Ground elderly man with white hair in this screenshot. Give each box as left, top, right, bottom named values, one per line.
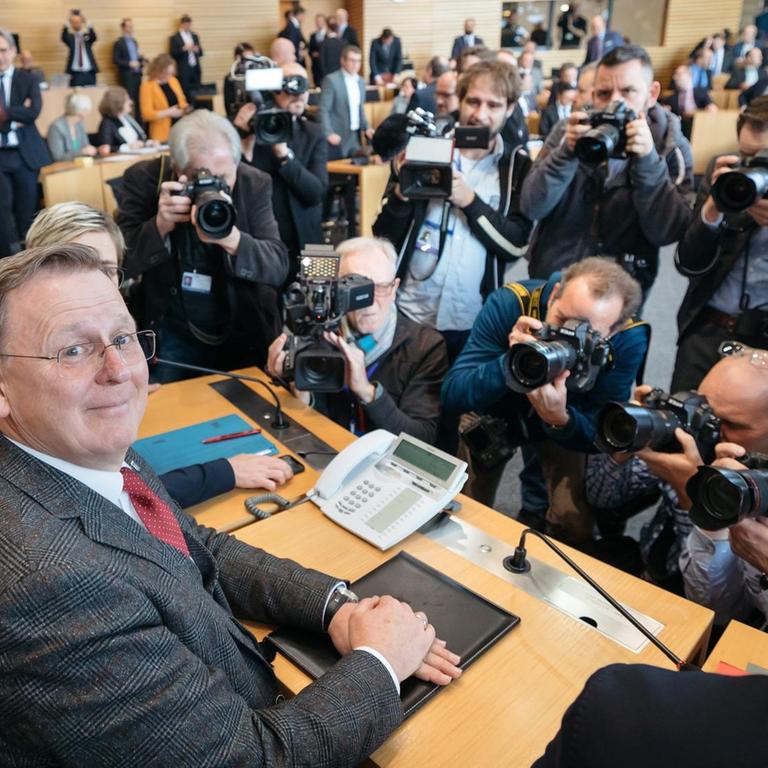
left=117, top=109, right=288, bottom=382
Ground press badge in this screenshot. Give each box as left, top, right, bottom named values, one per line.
left=181, top=271, right=212, bottom=294
left=411, top=228, right=439, bottom=273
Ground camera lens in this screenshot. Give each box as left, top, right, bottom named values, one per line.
left=596, top=404, right=680, bottom=453
left=196, top=193, right=236, bottom=238
left=711, top=168, right=768, bottom=213
left=253, top=109, right=293, bottom=145
left=686, top=466, right=767, bottom=530
left=507, top=341, right=576, bottom=393
left=294, top=339, right=347, bottom=392
left=599, top=405, right=639, bottom=450
left=575, top=124, right=620, bottom=164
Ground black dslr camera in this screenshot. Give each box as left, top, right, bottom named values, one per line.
left=595, top=389, right=721, bottom=463
left=711, top=149, right=768, bottom=214
left=687, top=453, right=768, bottom=530
left=182, top=169, right=237, bottom=239
left=506, top=320, right=611, bottom=394
left=575, top=99, right=638, bottom=165
left=282, top=245, right=375, bottom=392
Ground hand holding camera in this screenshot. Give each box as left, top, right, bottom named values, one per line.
left=322, top=331, right=376, bottom=403
left=564, top=110, right=592, bottom=153
left=623, top=113, right=654, bottom=158
left=156, top=174, right=192, bottom=237
left=709, top=149, right=768, bottom=219
left=449, top=169, right=475, bottom=209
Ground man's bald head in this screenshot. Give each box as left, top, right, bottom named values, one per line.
left=270, top=37, right=296, bottom=65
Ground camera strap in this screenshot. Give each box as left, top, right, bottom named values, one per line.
left=437, top=200, right=452, bottom=260
left=503, top=281, right=545, bottom=320
left=739, top=236, right=752, bottom=311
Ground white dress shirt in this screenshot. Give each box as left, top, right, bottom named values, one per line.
left=343, top=70, right=361, bottom=131
left=711, top=47, right=725, bottom=75
left=70, top=29, right=93, bottom=72
left=0, top=67, right=19, bottom=147
left=180, top=29, right=197, bottom=67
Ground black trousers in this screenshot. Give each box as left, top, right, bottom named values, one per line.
left=671, top=316, right=733, bottom=392
left=0, top=148, right=39, bottom=242
left=69, top=71, right=96, bottom=86
left=179, top=66, right=202, bottom=100
left=119, top=70, right=142, bottom=121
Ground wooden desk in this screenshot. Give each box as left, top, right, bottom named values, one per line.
left=326, top=159, right=390, bottom=237
left=234, top=499, right=713, bottom=767
left=703, top=621, right=768, bottom=672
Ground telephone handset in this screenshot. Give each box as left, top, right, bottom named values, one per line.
left=309, top=429, right=468, bottom=550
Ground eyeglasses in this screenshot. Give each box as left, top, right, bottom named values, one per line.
left=718, top=339, right=768, bottom=367
left=0, top=330, right=156, bottom=378
left=374, top=279, right=397, bottom=297
left=102, top=265, right=126, bottom=288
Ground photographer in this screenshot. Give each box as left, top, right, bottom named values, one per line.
left=267, top=237, right=449, bottom=443
left=586, top=349, right=768, bottom=615
left=442, top=258, right=647, bottom=544
left=672, top=96, right=768, bottom=392
left=117, top=110, right=288, bottom=382
left=520, top=45, right=693, bottom=296
left=373, top=59, right=533, bottom=364
left=234, top=61, right=328, bottom=281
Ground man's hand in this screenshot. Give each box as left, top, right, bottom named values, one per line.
left=81, top=144, right=98, bottom=157
left=190, top=202, right=241, bottom=255
left=327, top=133, right=342, bottom=146
left=729, top=518, right=768, bottom=574
left=702, top=154, right=739, bottom=223
left=625, top=114, right=654, bottom=158
left=272, top=142, right=290, bottom=159
left=364, top=127, right=375, bottom=140
left=227, top=454, right=293, bottom=491
left=747, top=198, right=768, bottom=227
left=156, top=174, right=191, bottom=238
left=527, top=370, right=570, bottom=427
left=130, top=59, right=141, bottom=70
left=564, top=110, right=591, bottom=152
left=449, top=170, right=475, bottom=209
left=324, top=332, right=375, bottom=403
left=508, top=315, right=543, bottom=347
left=233, top=102, right=256, bottom=133
left=637, top=427, right=703, bottom=509
left=267, top=333, right=311, bottom=405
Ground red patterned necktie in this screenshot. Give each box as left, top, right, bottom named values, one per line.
left=76, top=33, right=84, bottom=68
left=120, top=467, right=190, bottom=556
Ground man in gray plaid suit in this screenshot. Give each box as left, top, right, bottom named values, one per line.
left=0, top=243, right=461, bottom=766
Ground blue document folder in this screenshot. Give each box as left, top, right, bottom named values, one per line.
left=132, top=414, right=277, bottom=475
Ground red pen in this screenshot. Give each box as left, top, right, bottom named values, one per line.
left=202, top=428, right=262, bottom=444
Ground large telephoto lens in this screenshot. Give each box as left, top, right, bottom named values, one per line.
left=596, top=403, right=681, bottom=453
left=253, top=109, right=293, bottom=145
left=294, top=339, right=346, bottom=392
left=507, top=341, right=576, bottom=393
left=195, top=191, right=237, bottom=239
left=575, top=124, right=620, bottom=165
left=687, top=467, right=768, bottom=530
left=711, top=166, right=768, bottom=214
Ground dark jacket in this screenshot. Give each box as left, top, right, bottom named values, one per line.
left=316, top=311, right=449, bottom=444
left=113, top=36, right=141, bottom=74
left=726, top=65, right=768, bottom=90
left=0, top=68, right=51, bottom=170
left=675, top=154, right=760, bottom=338
left=60, top=25, right=98, bottom=74
left=450, top=34, right=484, bottom=61
left=520, top=104, right=694, bottom=291
left=96, top=114, right=147, bottom=152
left=441, top=274, right=650, bottom=453
left=538, top=103, right=569, bottom=140
left=408, top=82, right=437, bottom=116
left=501, top=102, right=530, bottom=149
left=279, top=20, right=307, bottom=63
left=160, top=458, right=235, bottom=509
left=740, top=76, right=768, bottom=107
left=170, top=31, right=203, bottom=81
left=373, top=141, right=533, bottom=303
left=117, top=158, right=288, bottom=365
left=247, top=116, right=328, bottom=273
left=319, top=36, right=344, bottom=78
left=583, top=30, right=624, bottom=65
left=308, top=30, right=326, bottom=86
left=662, top=87, right=713, bottom=115
left=369, top=37, right=403, bottom=83
left=340, top=24, right=360, bottom=47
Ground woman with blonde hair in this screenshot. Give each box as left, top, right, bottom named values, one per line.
left=46, top=91, right=99, bottom=161
left=139, top=53, right=189, bottom=142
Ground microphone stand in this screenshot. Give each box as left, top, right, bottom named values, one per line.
left=153, top=358, right=289, bottom=430
left=505, top=528, right=696, bottom=671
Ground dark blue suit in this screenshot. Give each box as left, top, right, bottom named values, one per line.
left=451, top=34, right=484, bottom=61
left=369, top=37, right=402, bottom=84
left=279, top=20, right=307, bottom=65
left=61, top=25, right=98, bottom=86
left=408, top=82, right=437, bottom=115
left=160, top=458, right=235, bottom=509
left=583, top=30, right=624, bottom=64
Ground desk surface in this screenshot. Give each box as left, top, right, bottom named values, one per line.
left=703, top=620, right=768, bottom=672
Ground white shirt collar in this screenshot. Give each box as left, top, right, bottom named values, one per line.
left=1, top=65, right=14, bottom=80
left=290, top=16, right=300, bottom=28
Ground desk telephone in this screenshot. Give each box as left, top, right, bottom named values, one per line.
left=308, top=430, right=468, bottom=550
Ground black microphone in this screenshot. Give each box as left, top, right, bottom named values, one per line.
left=371, top=113, right=412, bottom=160
left=505, top=528, right=698, bottom=671
left=153, top=358, right=289, bottom=430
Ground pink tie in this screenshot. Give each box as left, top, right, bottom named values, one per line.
left=121, top=467, right=190, bottom=556
left=76, top=33, right=84, bottom=68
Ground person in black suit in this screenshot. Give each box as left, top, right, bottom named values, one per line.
left=335, top=8, right=359, bottom=47
left=319, top=18, right=344, bottom=78
left=234, top=62, right=328, bottom=282
left=0, top=29, right=50, bottom=246
left=61, top=10, right=98, bottom=87
left=96, top=86, right=150, bottom=152
left=169, top=15, right=203, bottom=100
left=709, top=32, right=734, bottom=76
left=538, top=82, right=576, bottom=139
left=308, top=13, right=328, bottom=87
left=408, top=56, right=450, bottom=115
left=223, top=42, right=256, bottom=119
left=727, top=48, right=767, bottom=95
left=583, top=15, right=624, bottom=65
left=370, top=28, right=403, bottom=85
left=113, top=18, right=144, bottom=121
left=451, top=19, right=484, bottom=62
left=557, top=3, right=587, bottom=49
left=662, top=64, right=716, bottom=139
left=278, top=5, right=307, bottom=66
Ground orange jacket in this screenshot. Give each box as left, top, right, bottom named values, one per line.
left=139, top=77, right=188, bottom=142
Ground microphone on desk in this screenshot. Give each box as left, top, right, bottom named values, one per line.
left=152, top=358, right=289, bottom=430
left=504, top=528, right=699, bottom=672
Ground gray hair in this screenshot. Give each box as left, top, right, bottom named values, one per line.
left=169, top=110, right=242, bottom=171
left=65, top=91, right=92, bottom=116
left=337, top=237, right=398, bottom=276
left=0, top=29, right=16, bottom=51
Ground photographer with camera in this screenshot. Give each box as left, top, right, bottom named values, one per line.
left=520, top=45, right=693, bottom=296
left=233, top=61, right=328, bottom=282
left=267, top=238, right=448, bottom=443
left=442, top=257, right=647, bottom=544
left=117, top=110, right=288, bottom=383
left=373, top=59, right=533, bottom=365
left=672, top=97, right=768, bottom=392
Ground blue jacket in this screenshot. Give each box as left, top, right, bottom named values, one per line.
left=441, top=274, right=650, bottom=452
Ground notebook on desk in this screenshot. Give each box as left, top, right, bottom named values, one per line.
left=268, top=551, right=520, bottom=717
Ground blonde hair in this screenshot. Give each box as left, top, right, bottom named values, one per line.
left=147, top=53, right=175, bottom=80
left=65, top=91, right=92, bottom=116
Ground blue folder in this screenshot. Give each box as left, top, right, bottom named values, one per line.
left=132, top=414, right=277, bottom=475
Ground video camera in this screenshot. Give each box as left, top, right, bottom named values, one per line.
left=182, top=169, right=237, bottom=239
left=711, top=149, right=768, bottom=214
left=687, top=453, right=768, bottom=530
left=595, top=389, right=721, bottom=463
left=575, top=99, right=638, bottom=165
left=282, top=245, right=375, bottom=392
left=505, top=320, right=611, bottom=394
left=372, top=108, right=490, bottom=199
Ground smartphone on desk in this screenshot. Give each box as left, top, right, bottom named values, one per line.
left=279, top=455, right=305, bottom=475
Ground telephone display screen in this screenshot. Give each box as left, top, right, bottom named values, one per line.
left=392, top=439, right=456, bottom=482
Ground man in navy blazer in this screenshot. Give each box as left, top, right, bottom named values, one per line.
left=60, top=10, right=98, bottom=86
left=0, top=242, right=461, bottom=766
left=369, top=28, right=403, bottom=85
left=0, top=30, right=50, bottom=246
left=170, top=15, right=203, bottom=99
left=113, top=18, right=143, bottom=117
left=451, top=18, right=484, bottom=61
left=278, top=6, right=307, bottom=65
left=408, top=56, right=450, bottom=115
left=583, top=14, right=624, bottom=65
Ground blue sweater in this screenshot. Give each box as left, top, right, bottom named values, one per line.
left=441, top=274, right=650, bottom=452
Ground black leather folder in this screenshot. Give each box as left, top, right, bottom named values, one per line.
left=268, top=551, right=520, bottom=717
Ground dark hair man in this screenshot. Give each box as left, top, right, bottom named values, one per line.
left=308, top=13, right=328, bottom=86
left=113, top=19, right=144, bottom=119
left=583, top=14, right=624, bottom=65
left=409, top=56, right=451, bottom=115
left=451, top=18, right=484, bottom=62
left=370, top=27, right=403, bottom=85
left=672, top=96, right=768, bottom=392
left=169, top=15, right=203, bottom=100
left=223, top=41, right=255, bottom=119
left=116, top=110, right=288, bottom=382
left=443, top=257, right=646, bottom=544
left=278, top=4, right=307, bottom=66
left=61, top=9, right=98, bottom=86
left=520, top=45, right=694, bottom=296
left=0, top=243, right=460, bottom=765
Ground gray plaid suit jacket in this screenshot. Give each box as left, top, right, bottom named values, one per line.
left=0, top=437, right=402, bottom=766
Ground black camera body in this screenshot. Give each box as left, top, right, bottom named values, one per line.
left=460, top=414, right=523, bottom=470
left=711, top=149, right=768, bottom=214
left=575, top=99, right=638, bottom=165
left=182, top=169, right=237, bottom=239
left=251, top=108, right=293, bottom=145
left=282, top=246, right=375, bottom=392
left=506, top=319, right=611, bottom=394
left=595, top=389, right=722, bottom=463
